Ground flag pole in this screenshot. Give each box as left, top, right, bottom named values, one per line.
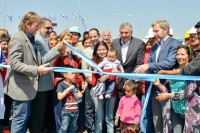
left=78, top=0, right=81, bottom=28
left=4, top=0, right=7, bottom=28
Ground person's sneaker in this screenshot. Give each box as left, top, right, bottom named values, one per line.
left=99, top=95, right=104, bottom=99
left=105, top=94, right=111, bottom=98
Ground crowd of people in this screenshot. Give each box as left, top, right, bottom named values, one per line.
left=0, top=11, right=200, bottom=133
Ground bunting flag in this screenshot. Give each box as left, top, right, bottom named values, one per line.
left=81, top=20, right=86, bottom=25
left=40, top=14, right=46, bottom=18
left=7, top=14, right=12, bottom=22
left=72, top=13, right=79, bottom=18
left=1, top=13, right=88, bottom=32
left=17, top=15, right=23, bottom=20
left=80, top=16, right=86, bottom=22
left=49, top=14, right=56, bottom=21
left=60, top=14, right=68, bottom=19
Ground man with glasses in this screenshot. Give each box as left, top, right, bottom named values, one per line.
left=195, top=21, right=200, bottom=41
left=188, top=26, right=200, bottom=56
left=181, top=21, right=200, bottom=75
left=29, top=18, right=63, bottom=133
left=195, top=22, right=200, bottom=56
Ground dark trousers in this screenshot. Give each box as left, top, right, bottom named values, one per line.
left=77, top=93, right=86, bottom=132
left=0, top=94, right=12, bottom=128
left=85, top=84, right=95, bottom=133
left=29, top=90, right=56, bottom=133
left=114, top=89, right=124, bottom=133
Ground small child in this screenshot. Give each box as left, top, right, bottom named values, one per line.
left=57, top=65, right=82, bottom=133
left=115, top=80, right=142, bottom=133
left=96, top=48, right=124, bottom=99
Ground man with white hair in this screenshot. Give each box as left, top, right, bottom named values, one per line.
left=102, top=29, right=112, bottom=48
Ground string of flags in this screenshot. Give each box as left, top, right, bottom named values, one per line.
left=0, top=12, right=88, bottom=31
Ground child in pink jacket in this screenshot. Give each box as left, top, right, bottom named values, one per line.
left=115, top=80, right=142, bottom=133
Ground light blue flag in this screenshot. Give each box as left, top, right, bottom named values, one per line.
left=53, top=67, right=96, bottom=74
left=140, top=82, right=153, bottom=133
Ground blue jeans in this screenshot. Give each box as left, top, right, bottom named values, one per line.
left=85, top=85, right=95, bottom=132
left=105, top=81, right=115, bottom=95
left=11, top=100, right=31, bottom=133
left=90, top=89, right=116, bottom=133
left=95, top=81, right=115, bottom=96
left=58, top=111, right=79, bottom=133
left=105, top=96, right=116, bottom=133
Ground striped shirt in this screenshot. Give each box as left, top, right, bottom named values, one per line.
left=57, top=81, right=79, bottom=112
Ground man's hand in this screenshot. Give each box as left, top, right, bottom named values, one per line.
left=152, top=79, right=162, bottom=87
left=134, top=64, right=149, bottom=73
left=156, top=93, right=171, bottom=101
left=81, top=82, right=88, bottom=93
left=85, top=73, right=92, bottom=84
left=74, top=92, right=83, bottom=99
left=55, top=42, right=65, bottom=51
left=37, top=63, right=53, bottom=75
left=112, top=69, right=120, bottom=72
left=67, top=85, right=75, bottom=92
left=114, top=118, right=119, bottom=126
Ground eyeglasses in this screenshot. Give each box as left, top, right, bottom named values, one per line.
left=49, top=43, right=57, bottom=46
left=43, top=26, right=53, bottom=30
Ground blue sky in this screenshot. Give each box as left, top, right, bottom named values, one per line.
left=0, top=0, right=199, bottom=40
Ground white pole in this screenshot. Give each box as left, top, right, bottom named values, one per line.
left=78, top=0, right=81, bottom=28
left=3, top=0, right=7, bottom=28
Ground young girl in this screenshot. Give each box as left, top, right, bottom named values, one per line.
left=115, top=80, right=142, bottom=133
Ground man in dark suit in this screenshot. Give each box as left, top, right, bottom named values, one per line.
left=135, top=19, right=180, bottom=132
left=112, top=22, right=145, bottom=96
left=112, top=22, right=145, bottom=132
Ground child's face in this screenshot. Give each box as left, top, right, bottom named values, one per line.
left=63, top=72, right=75, bottom=81
left=63, top=35, right=72, bottom=44
left=107, top=52, right=117, bottom=62
left=124, top=85, right=135, bottom=97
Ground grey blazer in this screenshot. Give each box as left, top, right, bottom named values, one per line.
left=35, top=32, right=60, bottom=92
left=4, top=31, right=41, bottom=101
left=112, top=37, right=145, bottom=89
